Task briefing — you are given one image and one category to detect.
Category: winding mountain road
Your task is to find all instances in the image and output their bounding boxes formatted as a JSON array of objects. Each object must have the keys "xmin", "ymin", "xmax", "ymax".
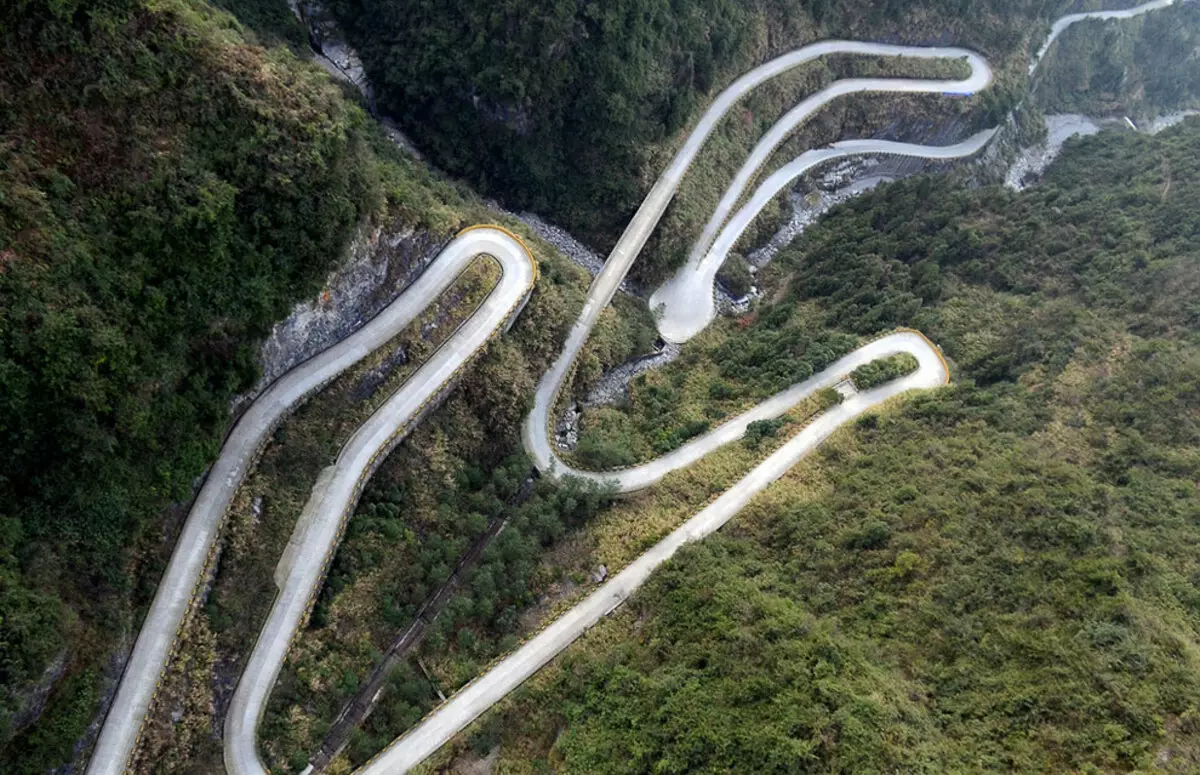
[
  {"xmin": 358, "ymin": 332, "xmax": 947, "ymax": 775},
  {"xmin": 526, "ymin": 330, "xmax": 949, "ymax": 493},
  {"xmin": 650, "ymin": 129, "xmax": 998, "ymax": 343},
  {"xmin": 647, "ymin": 44, "xmax": 993, "ymax": 343},
  {"xmin": 86, "ymin": 228, "xmax": 536, "ymax": 775},
  {"xmin": 523, "ymin": 42, "xmax": 992, "ymax": 479},
  {"xmin": 87, "ymin": 2, "xmax": 1182, "ymax": 774},
  {"xmin": 222, "ymin": 229, "xmax": 536, "ymax": 775}
]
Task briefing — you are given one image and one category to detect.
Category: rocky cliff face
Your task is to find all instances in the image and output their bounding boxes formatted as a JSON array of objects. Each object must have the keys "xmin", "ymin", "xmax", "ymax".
[{"xmin": 240, "ymin": 221, "xmax": 445, "ymax": 405}]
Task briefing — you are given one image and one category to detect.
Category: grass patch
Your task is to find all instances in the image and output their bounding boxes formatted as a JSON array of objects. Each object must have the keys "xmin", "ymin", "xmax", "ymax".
[{"xmin": 849, "ymin": 352, "xmax": 919, "ymax": 390}]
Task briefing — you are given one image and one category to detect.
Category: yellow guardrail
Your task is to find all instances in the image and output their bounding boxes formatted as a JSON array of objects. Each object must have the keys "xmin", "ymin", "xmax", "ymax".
[{"xmin": 895, "ymin": 326, "xmax": 951, "ymax": 384}]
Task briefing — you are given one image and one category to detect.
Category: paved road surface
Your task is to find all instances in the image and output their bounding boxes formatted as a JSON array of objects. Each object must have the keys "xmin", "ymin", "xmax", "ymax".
[
  {"xmin": 86, "ymin": 228, "xmax": 535, "ymax": 775},
  {"xmin": 648, "ymin": 45, "xmax": 993, "ymax": 342},
  {"xmin": 654, "ymin": 0, "xmax": 1192, "ymax": 339},
  {"xmin": 87, "ymin": 3, "xmax": 1178, "ymax": 773},
  {"xmin": 650, "ymin": 129, "xmax": 998, "ymax": 343},
  {"xmin": 222, "ymin": 229, "xmax": 536, "ymax": 775},
  {"xmin": 527, "ymin": 331, "xmax": 953, "ymax": 493},
  {"xmin": 522, "ymin": 42, "xmax": 994, "ymax": 484},
  {"xmin": 369, "ymin": 5, "xmax": 1178, "ymax": 771},
  {"xmin": 1030, "ymin": 0, "xmax": 1180, "ymax": 73},
  {"xmin": 358, "ymin": 333, "xmax": 946, "ymax": 775}
]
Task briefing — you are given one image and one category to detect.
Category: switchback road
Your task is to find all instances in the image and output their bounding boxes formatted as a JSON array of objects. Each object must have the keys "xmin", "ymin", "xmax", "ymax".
[
  {"xmin": 87, "ymin": 228, "xmax": 536, "ymax": 775},
  {"xmin": 358, "ymin": 332, "xmax": 946, "ymax": 775},
  {"xmin": 87, "ymin": 3, "xmax": 1181, "ymax": 773}
]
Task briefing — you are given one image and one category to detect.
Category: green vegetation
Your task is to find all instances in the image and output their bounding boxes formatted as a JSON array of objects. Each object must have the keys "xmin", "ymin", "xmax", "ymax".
[
  {"xmin": 574, "ymin": 311, "xmax": 857, "ymax": 467},
  {"xmin": 715, "ymin": 253, "xmax": 753, "ymax": 298},
  {"xmin": 849, "ymin": 352, "xmax": 920, "ymax": 390},
  {"xmin": 714, "ymin": 319, "xmax": 858, "ymax": 394},
  {"xmin": 210, "ymin": 0, "xmax": 307, "ymax": 49},
  {"xmin": 430, "ymin": 120, "xmax": 1200, "ymax": 773},
  {"xmin": 134, "ymin": 256, "xmax": 503, "ymax": 769},
  {"xmin": 741, "ymin": 418, "xmax": 787, "ymax": 450},
  {"xmin": 273, "ymin": 471, "xmax": 614, "ymax": 770},
  {"xmin": 1035, "ymin": 1, "xmax": 1200, "ymax": 118},
  {"xmin": 0, "ymin": 0, "xmax": 601, "ymax": 767},
  {"xmin": 0, "ymin": 0, "xmax": 386, "ymax": 758},
  {"xmin": 328, "ymin": 0, "xmax": 1049, "ymax": 262},
  {"xmin": 572, "ymin": 294, "xmax": 660, "ymax": 396},
  {"xmin": 5, "ymin": 0, "xmax": 1198, "ymax": 770},
  {"xmin": 266, "ymin": 382, "xmax": 847, "ymax": 772}
]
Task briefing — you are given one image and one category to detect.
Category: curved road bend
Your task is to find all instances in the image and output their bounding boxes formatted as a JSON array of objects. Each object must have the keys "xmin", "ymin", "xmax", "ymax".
[
  {"xmin": 86, "ymin": 228, "xmax": 536, "ymax": 775},
  {"xmin": 649, "ymin": 46, "xmax": 993, "ymax": 341},
  {"xmin": 528, "ymin": 331, "xmax": 953, "ymax": 493},
  {"xmin": 223, "ymin": 229, "xmax": 536, "ymax": 775},
  {"xmin": 359, "ymin": 332, "xmax": 948, "ymax": 774},
  {"xmin": 522, "ymin": 41, "xmax": 992, "ymax": 488},
  {"xmin": 650, "ymin": 129, "xmax": 998, "ymax": 343},
  {"xmin": 91, "ymin": 3, "xmax": 1179, "ymax": 774},
  {"xmin": 655, "ymin": 0, "xmax": 1192, "ymax": 341}
]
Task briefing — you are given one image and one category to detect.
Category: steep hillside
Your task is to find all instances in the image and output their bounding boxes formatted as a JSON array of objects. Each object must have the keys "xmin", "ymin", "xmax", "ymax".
[
  {"xmin": 326, "ymin": 0, "xmax": 1048, "ymax": 252},
  {"xmin": 6, "ymin": 0, "xmax": 1198, "ymax": 772},
  {"xmin": 1035, "ymin": 1, "xmax": 1200, "ymax": 117},
  {"xmin": 433, "ymin": 120, "xmax": 1200, "ymax": 773},
  {"xmin": 0, "ymin": 0, "xmax": 535, "ymax": 767}
]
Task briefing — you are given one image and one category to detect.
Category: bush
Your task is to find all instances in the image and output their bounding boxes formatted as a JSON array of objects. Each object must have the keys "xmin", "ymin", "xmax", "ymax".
[
  {"xmin": 716, "ymin": 254, "xmax": 754, "ymax": 298},
  {"xmin": 575, "ymin": 437, "xmax": 639, "ymax": 470},
  {"xmin": 743, "ymin": 418, "xmax": 786, "ymax": 449},
  {"xmin": 850, "ymin": 353, "xmax": 920, "ymax": 390}
]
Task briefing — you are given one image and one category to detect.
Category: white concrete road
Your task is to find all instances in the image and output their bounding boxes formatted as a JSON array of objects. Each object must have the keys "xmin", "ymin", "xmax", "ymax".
[
  {"xmin": 1030, "ymin": 0, "xmax": 1180, "ymax": 73},
  {"xmin": 528, "ymin": 331, "xmax": 952, "ymax": 493},
  {"xmin": 655, "ymin": 0, "xmax": 1194, "ymax": 340},
  {"xmin": 88, "ymin": 3, "xmax": 1179, "ymax": 774},
  {"xmin": 648, "ymin": 45, "xmax": 994, "ymax": 343},
  {"xmin": 359, "ymin": 332, "xmax": 946, "ymax": 775},
  {"xmin": 223, "ymin": 228, "xmax": 536, "ymax": 775},
  {"xmin": 650, "ymin": 129, "xmax": 998, "ymax": 343},
  {"xmin": 86, "ymin": 228, "xmax": 535, "ymax": 775}
]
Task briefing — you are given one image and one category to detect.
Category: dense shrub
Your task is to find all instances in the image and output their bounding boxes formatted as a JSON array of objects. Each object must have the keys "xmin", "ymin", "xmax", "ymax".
[
  {"xmin": 849, "ymin": 352, "xmax": 920, "ymax": 390},
  {"xmin": 0, "ymin": 0, "xmax": 452, "ymax": 762}
]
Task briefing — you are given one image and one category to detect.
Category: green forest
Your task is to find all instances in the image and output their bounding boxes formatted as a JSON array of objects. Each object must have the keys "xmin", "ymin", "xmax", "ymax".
[
  {"xmin": 327, "ymin": 0, "xmax": 1052, "ymax": 251},
  {"xmin": 448, "ymin": 121, "xmax": 1200, "ymax": 772},
  {"xmin": 1035, "ymin": 1, "xmax": 1200, "ymax": 118},
  {"xmin": 4, "ymin": 0, "xmax": 1200, "ymax": 770},
  {"xmin": 0, "ymin": 0, "xmax": 507, "ymax": 767}
]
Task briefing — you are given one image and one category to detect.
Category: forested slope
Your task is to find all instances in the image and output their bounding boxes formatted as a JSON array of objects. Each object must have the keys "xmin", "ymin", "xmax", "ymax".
[
  {"xmin": 0, "ymin": 0, "xmax": 486, "ymax": 767},
  {"xmin": 5, "ymin": 0, "xmax": 1198, "ymax": 771},
  {"xmin": 448, "ymin": 121, "xmax": 1200, "ymax": 773},
  {"xmin": 327, "ymin": 0, "xmax": 1047, "ymax": 249},
  {"xmin": 1035, "ymin": 1, "xmax": 1200, "ymax": 118},
  {"xmin": 0, "ymin": 1, "xmax": 657, "ymax": 769}
]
